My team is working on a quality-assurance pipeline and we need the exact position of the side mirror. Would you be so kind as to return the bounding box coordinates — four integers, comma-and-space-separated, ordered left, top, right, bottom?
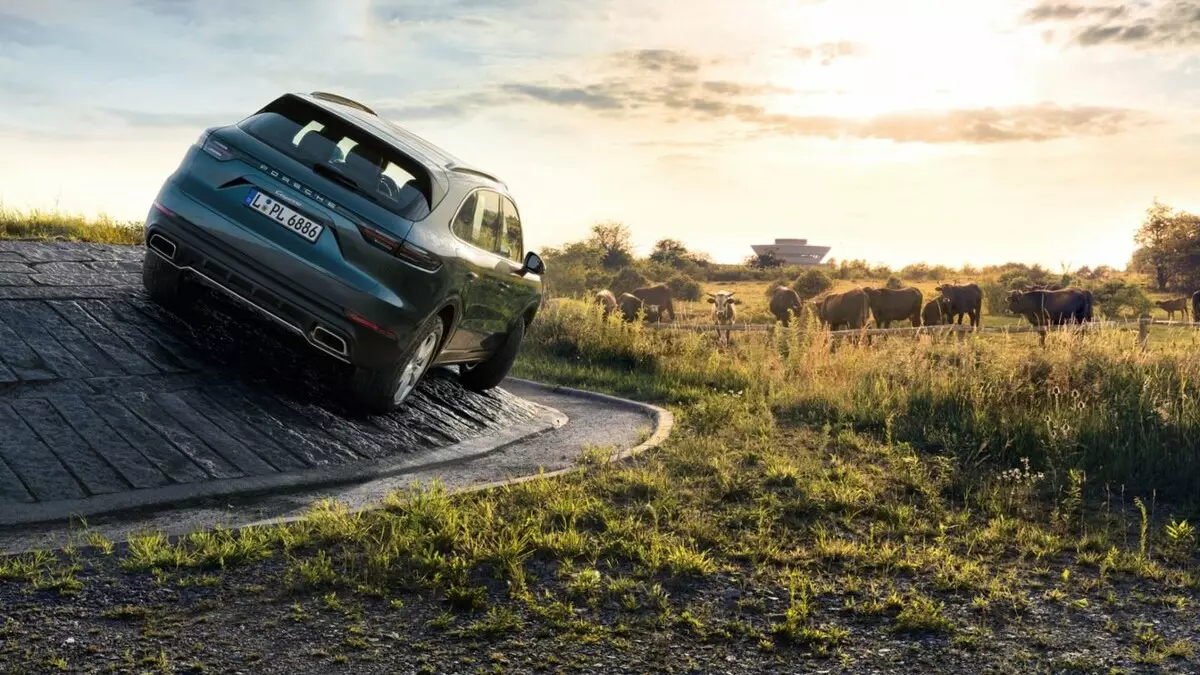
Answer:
522, 251, 545, 276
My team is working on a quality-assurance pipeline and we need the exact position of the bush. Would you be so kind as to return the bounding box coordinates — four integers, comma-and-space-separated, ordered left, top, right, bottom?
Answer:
611, 267, 649, 296
1092, 279, 1152, 319
667, 274, 702, 302
885, 276, 903, 290
793, 268, 833, 300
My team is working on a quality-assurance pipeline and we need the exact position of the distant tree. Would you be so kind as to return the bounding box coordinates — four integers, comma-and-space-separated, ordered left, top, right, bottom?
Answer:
649, 238, 690, 267
589, 221, 634, 270
1133, 199, 1183, 291
959, 264, 978, 277
900, 263, 931, 280
885, 276, 903, 290
747, 248, 785, 269
793, 268, 833, 300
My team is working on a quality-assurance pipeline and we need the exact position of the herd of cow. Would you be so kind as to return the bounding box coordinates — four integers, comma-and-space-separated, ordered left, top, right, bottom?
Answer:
592, 281, 1200, 338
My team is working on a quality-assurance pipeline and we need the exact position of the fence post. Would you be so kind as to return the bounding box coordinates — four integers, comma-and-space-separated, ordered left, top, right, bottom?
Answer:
1138, 318, 1150, 351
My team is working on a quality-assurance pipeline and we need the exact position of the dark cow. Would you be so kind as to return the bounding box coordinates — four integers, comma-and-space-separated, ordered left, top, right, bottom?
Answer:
617, 292, 653, 323
863, 286, 923, 328
594, 289, 617, 320
816, 288, 870, 331
935, 283, 983, 328
921, 296, 953, 326
769, 286, 803, 326
630, 283, 675, 322
1006, 287, 1093, 326
1193, 291, 1200, 324
1155, 297, 1190, 321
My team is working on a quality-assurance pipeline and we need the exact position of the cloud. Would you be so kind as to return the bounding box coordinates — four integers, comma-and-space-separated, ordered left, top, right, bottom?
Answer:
792, 41, 864, 65
499, 50, 1157, 144
1023, 1, 1200, 49
611, 49, 702, 73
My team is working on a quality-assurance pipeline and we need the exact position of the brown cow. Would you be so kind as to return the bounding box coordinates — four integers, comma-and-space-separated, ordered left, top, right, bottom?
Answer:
708, 290, 739, 344
1155, 297, 1190, 321
935, 283, 983, 328
617, 293, 646, 323
921, 296, 953, 326
863, 286, 922, 328
1007, 287, 1093, 326
769, 286, 803, 326
629, 283, 675, 322
593, 289, 617, 320
816, 288, 870, 331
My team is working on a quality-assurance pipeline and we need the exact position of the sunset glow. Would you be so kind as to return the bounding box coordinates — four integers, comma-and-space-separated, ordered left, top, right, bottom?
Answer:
1, 0, 1196, 269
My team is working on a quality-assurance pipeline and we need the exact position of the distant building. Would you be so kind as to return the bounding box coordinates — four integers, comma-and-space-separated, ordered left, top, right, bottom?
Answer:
750, 238, 831, 266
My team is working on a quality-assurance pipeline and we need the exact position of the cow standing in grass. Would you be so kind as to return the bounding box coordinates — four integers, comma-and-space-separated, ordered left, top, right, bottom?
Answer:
769, 286, 804, 327
1193, 291, 1200, 325
863, 286, 923, 328
922, 296, 953, 326
1007, 287, 1093, 325
935, 283, 983, 329
708, 291, 739, 344
1155, 297, 1190, 321
594, 289, 617, 320
630, 283, 675, 322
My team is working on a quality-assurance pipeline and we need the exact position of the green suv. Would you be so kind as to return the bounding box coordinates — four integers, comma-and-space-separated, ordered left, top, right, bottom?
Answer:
141, 91, 545, 413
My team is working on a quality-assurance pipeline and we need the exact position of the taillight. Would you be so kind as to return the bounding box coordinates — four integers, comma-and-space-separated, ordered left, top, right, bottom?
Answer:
345, 310, 397, 340
152, 202, 176, 218
201, 136, 235, 161
356, 224, 442, 271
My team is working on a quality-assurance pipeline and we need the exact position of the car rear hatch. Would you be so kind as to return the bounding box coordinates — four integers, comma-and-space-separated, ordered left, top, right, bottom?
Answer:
175, 94, 440, 304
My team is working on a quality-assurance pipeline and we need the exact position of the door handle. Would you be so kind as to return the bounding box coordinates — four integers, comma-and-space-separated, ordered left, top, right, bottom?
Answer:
467, 271, 479, 280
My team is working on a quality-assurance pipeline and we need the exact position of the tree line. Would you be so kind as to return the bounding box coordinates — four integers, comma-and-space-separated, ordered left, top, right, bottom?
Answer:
541, 202, 1179, 320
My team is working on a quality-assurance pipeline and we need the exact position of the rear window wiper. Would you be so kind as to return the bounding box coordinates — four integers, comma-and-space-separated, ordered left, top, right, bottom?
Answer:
312, 163, 360, 191
311, 163, 389, 208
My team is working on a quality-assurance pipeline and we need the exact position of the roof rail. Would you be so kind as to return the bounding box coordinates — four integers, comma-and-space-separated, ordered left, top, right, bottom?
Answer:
447, 163, 505, 187
309, 92, 377, 116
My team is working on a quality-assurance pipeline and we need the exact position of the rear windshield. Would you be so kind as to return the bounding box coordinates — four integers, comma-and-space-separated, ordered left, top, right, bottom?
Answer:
238, 97, 432, 220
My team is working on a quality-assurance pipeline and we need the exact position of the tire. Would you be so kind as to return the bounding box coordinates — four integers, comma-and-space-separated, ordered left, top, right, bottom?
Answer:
142, 250, 192, 307
350, 314, 444, 415
459, 318, 525, 392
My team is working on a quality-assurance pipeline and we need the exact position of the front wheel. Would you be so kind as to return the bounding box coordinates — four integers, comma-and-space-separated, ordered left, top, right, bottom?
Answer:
459, 318, 525, 392
350, 315, 444, 415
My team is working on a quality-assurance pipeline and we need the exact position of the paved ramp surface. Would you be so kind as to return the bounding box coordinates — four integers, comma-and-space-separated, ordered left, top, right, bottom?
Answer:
0, 242, 545, 516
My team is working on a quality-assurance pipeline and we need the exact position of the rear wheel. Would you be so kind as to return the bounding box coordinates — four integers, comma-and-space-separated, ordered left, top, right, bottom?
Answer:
142, 250, 193, 307
459, 318, 525, 392
350, 315, 444, 415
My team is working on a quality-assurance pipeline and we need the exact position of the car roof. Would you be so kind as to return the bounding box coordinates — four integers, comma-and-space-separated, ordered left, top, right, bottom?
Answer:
296, 92, 508, 193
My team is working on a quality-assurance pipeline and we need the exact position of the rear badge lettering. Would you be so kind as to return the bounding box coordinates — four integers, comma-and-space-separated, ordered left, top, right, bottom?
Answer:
256, 161, 339, 213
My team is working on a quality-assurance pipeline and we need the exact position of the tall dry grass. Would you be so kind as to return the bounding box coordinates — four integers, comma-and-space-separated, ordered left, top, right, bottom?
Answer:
0, 206, 142, 244
518, 299, 1200, 500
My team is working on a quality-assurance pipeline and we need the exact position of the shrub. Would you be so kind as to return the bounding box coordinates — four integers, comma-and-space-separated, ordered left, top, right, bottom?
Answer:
885, 276, 903, 290
666, 273, 702, 302
611, 268, 649, 296
793, 268, 833, 300
1092, 279, 1152, 319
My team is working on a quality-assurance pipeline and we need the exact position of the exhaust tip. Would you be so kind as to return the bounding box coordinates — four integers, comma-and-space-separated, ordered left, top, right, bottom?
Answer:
148, 233, 177, 260
312, 325, 348, 356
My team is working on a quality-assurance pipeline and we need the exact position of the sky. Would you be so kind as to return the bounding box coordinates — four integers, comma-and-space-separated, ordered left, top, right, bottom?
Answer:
1, 0, 1199, 269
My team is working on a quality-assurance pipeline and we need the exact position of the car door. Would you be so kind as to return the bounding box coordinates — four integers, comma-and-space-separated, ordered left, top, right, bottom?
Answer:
497, 196, 537, 322
445, 189, 509, 355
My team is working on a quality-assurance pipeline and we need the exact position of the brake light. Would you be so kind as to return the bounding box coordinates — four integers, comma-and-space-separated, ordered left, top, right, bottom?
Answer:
201, 136, 235, 161
152, 202, 176, 218
345, 310, 397, 340
356, 224, 442, 271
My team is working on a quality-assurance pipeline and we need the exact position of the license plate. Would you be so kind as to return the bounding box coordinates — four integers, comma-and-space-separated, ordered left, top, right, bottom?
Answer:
244, 190, 324, 243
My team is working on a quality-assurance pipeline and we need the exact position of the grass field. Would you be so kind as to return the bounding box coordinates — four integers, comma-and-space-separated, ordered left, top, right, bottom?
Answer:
3, 296, 1200, 673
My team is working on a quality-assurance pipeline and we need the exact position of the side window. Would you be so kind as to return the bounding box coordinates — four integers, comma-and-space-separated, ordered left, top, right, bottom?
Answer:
499, 197, 524, 262
476, 191, 501, 252
450, 190, 502, 252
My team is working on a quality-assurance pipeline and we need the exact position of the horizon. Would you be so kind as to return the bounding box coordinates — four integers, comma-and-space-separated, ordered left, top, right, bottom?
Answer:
2, 1, 1199, 269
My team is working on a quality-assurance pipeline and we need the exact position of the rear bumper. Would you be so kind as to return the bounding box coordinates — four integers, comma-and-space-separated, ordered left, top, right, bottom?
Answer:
143, 192, 418, 369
